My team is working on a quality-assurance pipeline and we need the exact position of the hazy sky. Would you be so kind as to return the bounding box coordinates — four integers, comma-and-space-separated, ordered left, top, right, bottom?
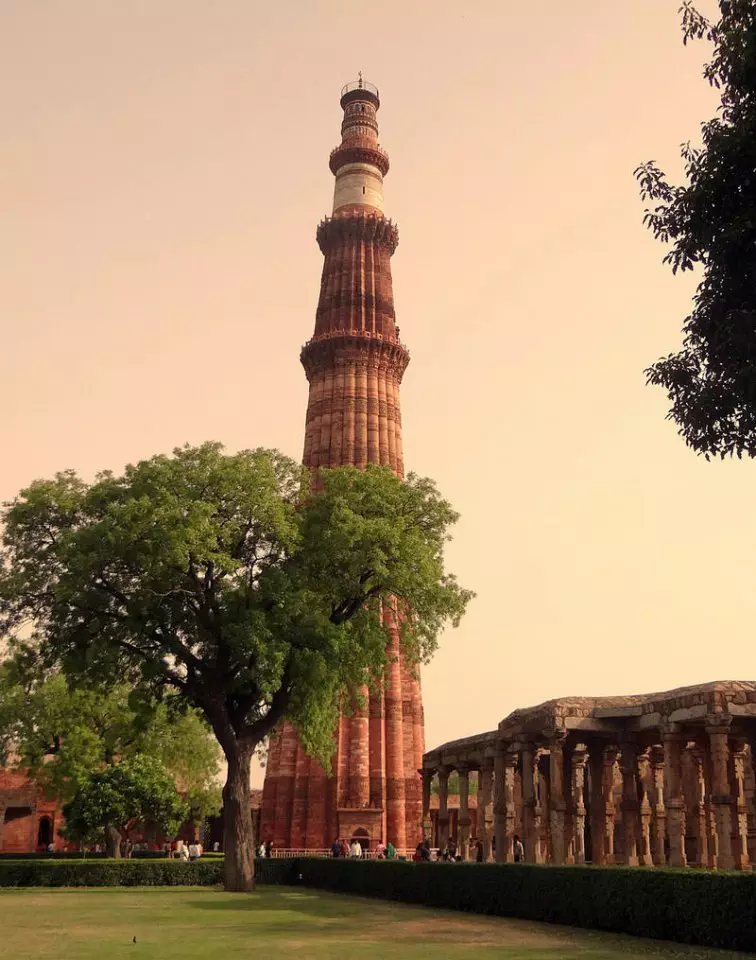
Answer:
2, 1, 738, 786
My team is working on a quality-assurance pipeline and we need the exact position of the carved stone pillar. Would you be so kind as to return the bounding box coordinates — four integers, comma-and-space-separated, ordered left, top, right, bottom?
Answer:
571, 745, 587, 864
458, 764, 471, 861
650, 745, 667, 866
602, 746, 619, 865
549, 734, 568, 865
437, 767, 450, 850
730, 738, 751, 871
620, 741, 640, 866
504, 751, 517, 862
637, 749, 654, 866
493, 744, 506, 863
588, 745, 606, 864
479, 759, 494, 862
535, 750, 550, 863
421, 768, 433, 841
521, 744, 536, 863
688, 743, 709, 867
746, 743, 756, 867
663, 730, 687, 867
707, 719, 735, 870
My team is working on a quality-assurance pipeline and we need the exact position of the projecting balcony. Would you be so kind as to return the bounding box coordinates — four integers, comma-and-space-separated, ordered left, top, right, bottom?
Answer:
340, 79, 380, 108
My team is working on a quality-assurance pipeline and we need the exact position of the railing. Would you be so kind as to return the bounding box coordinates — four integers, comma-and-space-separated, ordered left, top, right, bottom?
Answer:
341, 79, 379, 99
268, 848, 418, 860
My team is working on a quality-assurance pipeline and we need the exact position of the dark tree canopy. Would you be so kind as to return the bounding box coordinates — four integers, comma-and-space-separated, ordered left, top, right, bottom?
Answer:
636, 0, 756, 457
0, 442, 472, 888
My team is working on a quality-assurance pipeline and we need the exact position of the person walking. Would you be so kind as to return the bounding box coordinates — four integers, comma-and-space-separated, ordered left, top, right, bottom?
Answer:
374, 840, 386, 860
385, 840, 396, 860
331, 838, 342, 858
513, 835, 524, 863
349, 838, 362, 859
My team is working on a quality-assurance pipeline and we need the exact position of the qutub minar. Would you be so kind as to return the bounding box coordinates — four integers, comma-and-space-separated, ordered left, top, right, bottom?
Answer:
260, 78, 424, 851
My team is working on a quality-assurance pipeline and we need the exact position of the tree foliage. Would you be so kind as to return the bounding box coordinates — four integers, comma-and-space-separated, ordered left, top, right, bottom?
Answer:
636, 0, 756, 457
430, 770, 478, 796
0, 442, 473, 888
62, 755, 188, 854
0, 665, 221, 821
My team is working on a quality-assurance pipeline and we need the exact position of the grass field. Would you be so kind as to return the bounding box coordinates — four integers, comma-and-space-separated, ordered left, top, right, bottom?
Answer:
0, 886, 748, 959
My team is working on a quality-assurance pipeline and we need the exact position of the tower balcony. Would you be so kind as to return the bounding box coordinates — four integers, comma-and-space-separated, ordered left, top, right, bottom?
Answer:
329, 142, 390, 178
340, 79, 380, 109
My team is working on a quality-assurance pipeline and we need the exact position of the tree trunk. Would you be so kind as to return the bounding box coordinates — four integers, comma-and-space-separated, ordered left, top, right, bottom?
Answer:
222, 740, 256, 892
105, 825, 122, 859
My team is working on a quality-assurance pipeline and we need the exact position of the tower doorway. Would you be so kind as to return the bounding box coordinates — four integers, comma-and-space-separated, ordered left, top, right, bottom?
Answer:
37, 816, 53, 849
351, 828, 370, 854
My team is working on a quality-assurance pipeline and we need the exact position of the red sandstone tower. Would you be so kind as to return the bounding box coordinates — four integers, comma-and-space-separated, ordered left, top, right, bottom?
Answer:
260, 78, 424, 852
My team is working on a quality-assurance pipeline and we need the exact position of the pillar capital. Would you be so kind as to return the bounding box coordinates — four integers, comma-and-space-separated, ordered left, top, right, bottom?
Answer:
705, 715, 733, 735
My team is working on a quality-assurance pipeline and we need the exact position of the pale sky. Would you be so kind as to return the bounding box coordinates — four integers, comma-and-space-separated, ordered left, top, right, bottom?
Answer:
2, 0, 738, 788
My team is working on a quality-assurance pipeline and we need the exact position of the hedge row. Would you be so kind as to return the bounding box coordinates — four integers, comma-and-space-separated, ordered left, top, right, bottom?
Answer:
0, 851, 225, 861
281, 859, 756, 953
0, 856, 292, 888
0, 859, 224, 887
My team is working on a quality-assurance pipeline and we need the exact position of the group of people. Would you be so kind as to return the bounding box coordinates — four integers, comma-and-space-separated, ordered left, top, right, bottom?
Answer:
416, 834, 526, 864
330, 837, 397, 859
171, 840, 204, 861
256, 841, 274, 858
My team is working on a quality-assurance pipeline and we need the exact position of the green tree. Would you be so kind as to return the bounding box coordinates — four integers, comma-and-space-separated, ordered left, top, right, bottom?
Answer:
636, 0, 756, 457
430, 770, 478, 796
62, 754, 188, 856
0, 665, 222, 825
0, 443, 472, 890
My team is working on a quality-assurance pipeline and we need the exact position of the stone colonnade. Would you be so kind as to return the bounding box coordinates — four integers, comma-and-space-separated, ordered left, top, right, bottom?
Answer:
421, 684, 756, 869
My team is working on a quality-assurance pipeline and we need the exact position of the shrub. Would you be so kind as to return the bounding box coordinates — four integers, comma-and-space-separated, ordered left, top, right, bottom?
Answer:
0, 856, 292, 888
0, 852, 106, 861
0, 858, 222, 887
288, 859, 756, 953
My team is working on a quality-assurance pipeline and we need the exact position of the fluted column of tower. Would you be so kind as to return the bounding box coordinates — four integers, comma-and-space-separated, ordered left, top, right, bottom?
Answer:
260, 79, 424, 852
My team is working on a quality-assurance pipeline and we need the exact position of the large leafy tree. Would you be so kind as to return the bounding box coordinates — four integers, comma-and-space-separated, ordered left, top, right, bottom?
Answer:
0, 666, 222, 825
0, 443, 472, 890
62, 755, 188, 856
636, 0, 756, 457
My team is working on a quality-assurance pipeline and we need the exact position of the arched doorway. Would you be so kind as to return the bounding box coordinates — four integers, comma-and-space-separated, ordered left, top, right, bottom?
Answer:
350, 827, 370, 855
37, 816, 53, 849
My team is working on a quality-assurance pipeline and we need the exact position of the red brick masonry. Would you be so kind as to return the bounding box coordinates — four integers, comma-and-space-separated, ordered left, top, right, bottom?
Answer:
260, 81, 424, 851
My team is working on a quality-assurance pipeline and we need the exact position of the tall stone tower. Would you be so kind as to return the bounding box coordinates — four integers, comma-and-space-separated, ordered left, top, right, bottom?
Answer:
260, 78, 424, 852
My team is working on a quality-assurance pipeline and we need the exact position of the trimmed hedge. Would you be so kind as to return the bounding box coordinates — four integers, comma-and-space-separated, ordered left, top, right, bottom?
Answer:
0, 852, 106, 860
0, 856, 292, 888
283, 859, 756, 953
0, 851, 225, 861
0, 859, 223, 887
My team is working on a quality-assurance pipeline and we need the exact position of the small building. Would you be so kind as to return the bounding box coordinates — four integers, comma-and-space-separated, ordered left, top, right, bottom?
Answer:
0, 768, 65, 853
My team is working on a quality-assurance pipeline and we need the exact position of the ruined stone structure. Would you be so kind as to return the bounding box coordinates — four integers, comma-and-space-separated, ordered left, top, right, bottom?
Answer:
422, 682, 756, 869
0, 769, 64, 853
260, 78, 424, 852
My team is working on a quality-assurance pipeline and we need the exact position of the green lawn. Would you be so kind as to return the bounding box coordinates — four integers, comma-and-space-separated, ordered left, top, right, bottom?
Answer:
0, 886, 747, 960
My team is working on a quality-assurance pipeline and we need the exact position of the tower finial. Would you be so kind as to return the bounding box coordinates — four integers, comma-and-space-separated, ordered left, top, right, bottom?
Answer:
358, 70, 363, 87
